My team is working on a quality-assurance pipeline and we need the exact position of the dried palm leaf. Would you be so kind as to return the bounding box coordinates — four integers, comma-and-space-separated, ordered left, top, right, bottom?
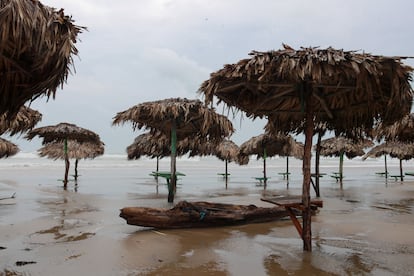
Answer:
200, 45, 413, 136
0, 137, 19, 158
0, 105, 42, 136
0, 0, 86, 116
26, 122, 101, 144
113, 98, 234, 142
38, 140, 104, 160
318, 136, 373, 159
374, 113, 414, 142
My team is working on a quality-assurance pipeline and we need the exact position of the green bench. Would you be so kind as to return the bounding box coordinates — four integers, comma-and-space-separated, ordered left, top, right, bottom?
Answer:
217, 173, 231, 177
330, 173, 343, 182
311, 173, 326, 177
278, 172, 291, 179
150, 171, 186, 185
375, 172, 388, 176
253, 177, 270, 184
389, 174, 403, 181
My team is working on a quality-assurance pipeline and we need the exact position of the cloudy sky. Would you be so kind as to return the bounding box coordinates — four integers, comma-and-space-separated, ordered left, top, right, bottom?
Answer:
8, 0, 414, 154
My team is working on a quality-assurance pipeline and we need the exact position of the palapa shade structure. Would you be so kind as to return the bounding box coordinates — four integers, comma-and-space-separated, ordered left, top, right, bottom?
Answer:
370, 113, 414, 181
0, 137, 19, 158
214, 140, 248, 180
0, 106, 42, 136
240, 133, 303, 188
318, 136, 373, 185
26, 122, 101, 188
374, 113, 414, 143
113, 98, 234, 202
127, 131, 201, 173
127, 132, 170, 173
363, 141, 414, 181
199, 45, 413, 251
199, 139, 248, 187
0, 0, 85, 116
38, 140, 105, 180
26, 122, 101, 144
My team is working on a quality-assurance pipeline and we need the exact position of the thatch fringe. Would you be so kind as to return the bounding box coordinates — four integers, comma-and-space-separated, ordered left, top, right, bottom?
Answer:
38, 140, 104, 160
363, 141, 414, 160
0, 0, 85, 116
0, 137, 19, 158
374, 113, 414, 142
0, 105, 42, 135
113, 98, 234, 142
240, 133, 303, 159
26, 122, 101, 144
318, 136, 373, 159
199, 45, 413, 136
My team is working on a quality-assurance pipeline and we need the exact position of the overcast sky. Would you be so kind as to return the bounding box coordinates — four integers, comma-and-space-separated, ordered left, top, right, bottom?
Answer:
7, 0, 414, 154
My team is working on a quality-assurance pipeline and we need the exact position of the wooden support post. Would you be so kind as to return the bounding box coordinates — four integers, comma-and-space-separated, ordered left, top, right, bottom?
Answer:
63, 138, 69, 189
302, 82, 314, 252
263, 148, 267, 189
286, 207, 302, 236
168, 122, 177, 203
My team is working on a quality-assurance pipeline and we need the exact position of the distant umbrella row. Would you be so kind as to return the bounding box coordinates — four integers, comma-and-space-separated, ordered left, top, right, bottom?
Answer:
3, 101, 414, 193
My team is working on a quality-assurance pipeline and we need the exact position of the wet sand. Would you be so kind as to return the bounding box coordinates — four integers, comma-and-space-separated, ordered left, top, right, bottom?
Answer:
1, 156, 414, 275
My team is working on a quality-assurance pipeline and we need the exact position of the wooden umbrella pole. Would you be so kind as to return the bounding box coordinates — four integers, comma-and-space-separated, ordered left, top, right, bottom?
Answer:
74, 159, 79, 180
302, 85, 314, 252
263, 148, 267, 189
224, 159, 229, 180
339, 151, 344, 188
315, 132, 322, 197
63, 138, 69, 189
168, 121, 177, 203
384, 155, 388, 176
155, 156, 159, 180
225, 159, 228, 189
400, 159, 404, 181
286, 156, 289, 184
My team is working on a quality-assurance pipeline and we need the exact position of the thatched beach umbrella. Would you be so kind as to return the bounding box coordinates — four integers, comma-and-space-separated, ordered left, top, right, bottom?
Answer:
113, 98, 234, 202
0, 106, 42, 136
318, 136, 373, 185
0, 0, 85, 116
127, 131, 199, 174
0, 137, 19, 158
363, 141, 414, 180
240, 133, 303, 188
26, 122, 101, 188
370, 113, 414, 181
199, 45, 413, 251
127, 132, 171, 161
205, 139, 248, 186
38, 140, 104, 180
375, 113, 414, 143
215, 139, 248, 171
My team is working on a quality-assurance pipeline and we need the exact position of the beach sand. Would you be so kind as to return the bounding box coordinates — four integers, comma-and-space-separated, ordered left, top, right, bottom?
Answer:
1, 156, 414, 275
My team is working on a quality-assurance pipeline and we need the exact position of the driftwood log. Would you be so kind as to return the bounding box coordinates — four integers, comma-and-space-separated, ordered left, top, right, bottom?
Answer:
120, 201, 310, 229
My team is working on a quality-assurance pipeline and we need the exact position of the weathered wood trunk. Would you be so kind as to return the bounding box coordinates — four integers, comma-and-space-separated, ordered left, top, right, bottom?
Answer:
225, 160, 228, 189
263, 148, 267, 189
64, 157, 70, 189
314, 132, 322, 197
120, 201, 297, 229
302, 83, 314, 252
74, 159, 79, 180
168, 121, 177, 203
